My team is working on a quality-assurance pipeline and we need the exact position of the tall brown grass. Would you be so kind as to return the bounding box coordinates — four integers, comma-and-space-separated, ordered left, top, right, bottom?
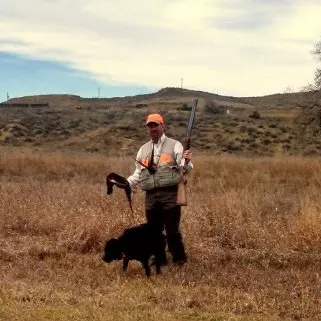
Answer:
1, 148, 321, 320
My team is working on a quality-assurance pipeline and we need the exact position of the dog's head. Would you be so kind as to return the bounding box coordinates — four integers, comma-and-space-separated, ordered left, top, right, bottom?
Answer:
102, 238, 123, 263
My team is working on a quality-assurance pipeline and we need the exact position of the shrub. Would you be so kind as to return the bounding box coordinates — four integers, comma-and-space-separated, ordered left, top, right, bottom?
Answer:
135, 103, 148, 108
249, 110, 261, 119
180, 103, 190, 111
205, 101, 227, 114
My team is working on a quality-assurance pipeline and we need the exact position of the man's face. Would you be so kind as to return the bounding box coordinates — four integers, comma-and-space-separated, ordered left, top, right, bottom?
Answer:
147, 122, 164, 142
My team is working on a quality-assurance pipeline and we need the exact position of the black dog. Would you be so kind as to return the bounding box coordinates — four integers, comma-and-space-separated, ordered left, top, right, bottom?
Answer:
102, 223, 167, 277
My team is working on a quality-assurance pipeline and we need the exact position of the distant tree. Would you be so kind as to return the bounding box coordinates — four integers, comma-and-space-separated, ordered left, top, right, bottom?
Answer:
300, 83, 316, 92
314, 68, 321, 89
312, 39, 321, 89
300, 39, 321, 92
283, 86, 294, 94
313, 39, 321, 58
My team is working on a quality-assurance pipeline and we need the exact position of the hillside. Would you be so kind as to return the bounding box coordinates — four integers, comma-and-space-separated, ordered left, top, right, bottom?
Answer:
0, 87, 321, 156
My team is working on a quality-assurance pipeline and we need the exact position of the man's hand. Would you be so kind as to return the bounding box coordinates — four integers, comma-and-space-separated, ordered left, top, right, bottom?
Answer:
183, 150, 192, 164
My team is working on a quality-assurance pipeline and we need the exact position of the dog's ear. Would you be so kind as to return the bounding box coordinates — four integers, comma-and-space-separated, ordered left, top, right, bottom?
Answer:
105, 237, 117, 244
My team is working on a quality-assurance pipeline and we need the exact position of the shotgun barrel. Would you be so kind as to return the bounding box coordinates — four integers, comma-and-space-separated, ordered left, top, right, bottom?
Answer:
176, 98, 198, 205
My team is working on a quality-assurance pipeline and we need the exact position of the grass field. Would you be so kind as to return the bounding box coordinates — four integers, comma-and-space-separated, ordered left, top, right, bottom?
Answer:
1, 148, 321, 320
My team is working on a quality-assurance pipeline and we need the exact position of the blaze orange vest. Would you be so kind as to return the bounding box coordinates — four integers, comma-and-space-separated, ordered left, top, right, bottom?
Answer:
138, 137, 181, 191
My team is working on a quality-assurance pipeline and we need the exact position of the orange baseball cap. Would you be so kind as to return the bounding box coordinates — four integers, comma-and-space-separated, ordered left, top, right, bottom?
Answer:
146, 113, 164, 125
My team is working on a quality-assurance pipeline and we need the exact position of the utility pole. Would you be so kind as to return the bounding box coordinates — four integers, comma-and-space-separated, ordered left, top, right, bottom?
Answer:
98, 87, 100, 98
180, 78, 183, 89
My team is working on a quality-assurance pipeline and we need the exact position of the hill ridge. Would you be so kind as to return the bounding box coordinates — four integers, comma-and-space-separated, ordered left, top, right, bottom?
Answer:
5, 87, 320, 107
1, 87, 321, 156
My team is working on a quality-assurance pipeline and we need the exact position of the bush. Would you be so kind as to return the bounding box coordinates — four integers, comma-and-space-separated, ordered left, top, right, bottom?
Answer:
135, 103, 148, 108
205, 101, 227, 114
263, 138, 271, 145
249, 110, 261, 119
180, 103, 190, 111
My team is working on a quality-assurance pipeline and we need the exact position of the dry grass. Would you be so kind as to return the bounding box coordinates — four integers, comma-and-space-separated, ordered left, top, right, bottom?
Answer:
1, 149, 321, 320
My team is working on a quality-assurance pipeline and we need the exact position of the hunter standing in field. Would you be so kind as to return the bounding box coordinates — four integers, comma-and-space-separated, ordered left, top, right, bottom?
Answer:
127, 113, 193, 266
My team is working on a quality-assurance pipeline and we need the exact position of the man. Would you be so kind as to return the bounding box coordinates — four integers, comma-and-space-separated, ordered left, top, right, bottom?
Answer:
127, 113, 193, 266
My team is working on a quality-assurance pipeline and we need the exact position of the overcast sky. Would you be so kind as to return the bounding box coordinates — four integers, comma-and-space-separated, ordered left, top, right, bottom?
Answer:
1, 0, 321, 101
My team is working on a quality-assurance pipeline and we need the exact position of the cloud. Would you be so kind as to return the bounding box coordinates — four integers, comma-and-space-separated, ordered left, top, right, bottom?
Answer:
1, 0, 321, 96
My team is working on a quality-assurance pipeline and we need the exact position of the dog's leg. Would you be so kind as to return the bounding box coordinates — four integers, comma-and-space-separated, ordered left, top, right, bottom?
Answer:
142, 259, 151, 277
155, 247, 166, 274
160, 250, 168, 266
122, 256, 129, 272
155, 255, 162, 274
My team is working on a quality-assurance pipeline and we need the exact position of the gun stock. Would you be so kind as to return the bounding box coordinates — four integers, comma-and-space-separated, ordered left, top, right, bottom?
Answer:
176, 167, 187, 206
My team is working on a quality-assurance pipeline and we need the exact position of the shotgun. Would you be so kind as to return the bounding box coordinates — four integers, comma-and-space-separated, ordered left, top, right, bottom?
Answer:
176, 98, 198, 206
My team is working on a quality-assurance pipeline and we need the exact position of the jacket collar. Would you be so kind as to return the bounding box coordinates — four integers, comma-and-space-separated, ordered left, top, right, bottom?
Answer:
151, 133, 166, 146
